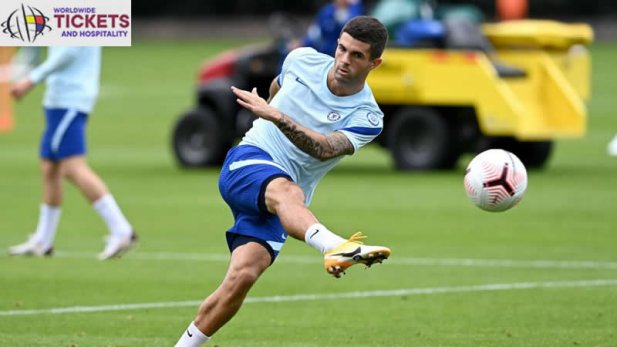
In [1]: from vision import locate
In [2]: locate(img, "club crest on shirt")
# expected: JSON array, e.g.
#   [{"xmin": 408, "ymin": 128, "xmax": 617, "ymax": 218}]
[
  {"xmin": 327, "ymin": 112, "xmax": 341, "ymax": 121},
  {"xmin": 367, "ymin": 112, "xmax": 380, "ymax": 126}
]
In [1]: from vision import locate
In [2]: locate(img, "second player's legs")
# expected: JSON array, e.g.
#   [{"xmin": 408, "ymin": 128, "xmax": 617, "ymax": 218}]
[
  {"xmin": 41, "ymin": 159, "xmax": 63, "ymax": 206},
  {"xmin": 42, "ymin": 155, "xmax": 111, "ymax": 205},
  {"xmin": 60, "ymin": 155, "xmax": 108, "ymax": 203},
  {"xmin": 61, "ymin": 155, "xmax": 134, "ymax": 259},
  {"xmin": 8, "ymin": 159, "xmax": 64, "ymax": 254}
]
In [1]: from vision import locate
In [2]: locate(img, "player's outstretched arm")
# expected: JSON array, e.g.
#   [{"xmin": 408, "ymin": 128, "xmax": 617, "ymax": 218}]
[
  {"xmin": 276, "ymin": 113, "xmax": 354, "ymax": 160},
  {"xmin": 231, "ymin": 86, "xmax": 353, "ymax": 160}
]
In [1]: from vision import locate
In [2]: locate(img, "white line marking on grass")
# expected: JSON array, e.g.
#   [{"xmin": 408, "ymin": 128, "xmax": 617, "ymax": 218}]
[
  {"xmin": 1, "ymin": 279, "xmax": 616, "ymax": 317},
  {"xmin": 392, "ymin": 258, "xmax": 617, "ymax": 270},
  {"xmin": 54, "ymin": 251, "xmax": 617, "ymax": 270}
]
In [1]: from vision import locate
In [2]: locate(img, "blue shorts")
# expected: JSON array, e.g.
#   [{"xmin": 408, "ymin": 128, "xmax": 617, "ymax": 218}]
[
  {"xmin": 219, "ymin": 145, "xmax": 292, "ymax": 262},
  {"xmin": 40, "ymin": 108, "xmax": 88, "ymax": 161}
]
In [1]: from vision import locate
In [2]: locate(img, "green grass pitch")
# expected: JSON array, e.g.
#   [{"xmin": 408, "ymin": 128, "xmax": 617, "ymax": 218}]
[{"xmin": 0, "ymin": 40, "xmax": 616, "ymax": 346}]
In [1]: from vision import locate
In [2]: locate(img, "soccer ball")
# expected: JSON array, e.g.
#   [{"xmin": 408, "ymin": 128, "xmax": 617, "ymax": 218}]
[{"xmin": 464, "ymin": 149, "xmax": 528, "ymax": 212}]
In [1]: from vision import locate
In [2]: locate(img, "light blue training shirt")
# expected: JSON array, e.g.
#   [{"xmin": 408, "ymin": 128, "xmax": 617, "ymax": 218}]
[
  {"xmin": 240, "ymin": 47, "xmax": 384, "ymax": 204},
  {"xmin": 29, "ymin": 47, "xmax": 101, "ymax": 114}
]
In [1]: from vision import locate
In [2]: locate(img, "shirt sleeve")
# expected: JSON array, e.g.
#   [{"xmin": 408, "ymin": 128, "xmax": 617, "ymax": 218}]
[
  {"xmin": 29, "ymin": 47, "xmax": 80, "ymax": 84},
  {"xmin": 338, "ymin": 109, "xmax": 384, "ymax": 151}
]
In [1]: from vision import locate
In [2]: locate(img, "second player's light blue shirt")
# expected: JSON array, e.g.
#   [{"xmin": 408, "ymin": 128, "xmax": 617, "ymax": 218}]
[
  {"xmin": 240, "ymin": 47, "xmax": 384, "ymax": 204},
  {"xmin": 29, "ymin": 47, "xmax": 101, "ymax": 114}
]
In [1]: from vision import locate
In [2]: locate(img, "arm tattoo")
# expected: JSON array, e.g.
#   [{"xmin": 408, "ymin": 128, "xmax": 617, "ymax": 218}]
[{"xmin": 276, "ymin": 113, "xmax": 354, "ymax": 160}]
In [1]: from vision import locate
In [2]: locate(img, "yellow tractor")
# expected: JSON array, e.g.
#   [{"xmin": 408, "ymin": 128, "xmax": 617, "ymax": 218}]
[
  {"xmin": 370, "ymin": 19, "xmax": 593, "ymax": 169},
  {"xmin": 171, "ymin": 13, "xmax": 592, "ymax": 171}
]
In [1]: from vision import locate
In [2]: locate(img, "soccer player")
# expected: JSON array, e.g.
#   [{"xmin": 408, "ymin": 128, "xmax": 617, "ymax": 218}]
[
  {"xmin": 174, "ymin": 16, "xmax": 390, "ymax": 346},
  {"xmin": 8, "ymin": 47, "xmax": 137, "ymax": 260}
]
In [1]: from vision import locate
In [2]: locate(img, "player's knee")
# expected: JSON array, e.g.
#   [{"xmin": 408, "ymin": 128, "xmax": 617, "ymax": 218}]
[
  {"xmin": 60, "ymin": 165, "xmax": 82, "ymax": 183},
  {"xmin": 59, "ymin": 158, "xmax": 90, "ymax": 181},
  {"xmin": 41, "ymin": 166, "xmax": 60, "ymax": 182},
  {"xmin": 60, "ymin": 166, "xmax": 75, "ymax": 181},
  {"xmin": 265, "ymin": 179, "xmax": 305, "ymax": 210},
  {"xmin": 280, "ymin": 183, "xmax": 305, "ymax": 202}
]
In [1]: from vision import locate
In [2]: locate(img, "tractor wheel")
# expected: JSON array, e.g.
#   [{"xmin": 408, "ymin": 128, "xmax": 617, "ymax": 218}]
[
  {"xmin": 387, "ymin": 107, "xmax": 461, "ymax": 170},
  {"xmin": 516, "ymin": 140, "xmax": 552, "ymax": 168},
  {"xmin": 486, "ymin": 138, "xmax": 553, "ymax": 169},
  {"xmin": 172, "ymin": 107, "xmax": 230, "ymax": 167}
]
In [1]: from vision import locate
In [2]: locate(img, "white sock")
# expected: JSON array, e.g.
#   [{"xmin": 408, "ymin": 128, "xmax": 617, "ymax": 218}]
[
  {"xmin": 93, "ymin": 194, "xmax": 132, "ymax": 238},
  {"xmin": 31, "ymin": 204, "xmax": 61, "ymax": 247},
  {"xmin": 174, "ymin": 321, "xmax": 210, "ymax": 347},
  {"xmin": 304, "ymin": 223, "xmax": 345, "ymax": 254}
]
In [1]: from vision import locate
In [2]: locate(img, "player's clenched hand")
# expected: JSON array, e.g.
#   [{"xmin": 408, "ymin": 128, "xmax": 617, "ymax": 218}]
[
  {"xmin": 231, "ymin": 86, "xmax": 281, "ymax": 123},
  {"xmin": 11, "ymin": 78, "xmax": 34, "ymax": 101}
]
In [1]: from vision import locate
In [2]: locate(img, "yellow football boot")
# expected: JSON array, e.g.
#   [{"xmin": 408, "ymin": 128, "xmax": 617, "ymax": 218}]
[{"xmin": 324, "ymin": 232, "xmax": 390, "ymax": 278}]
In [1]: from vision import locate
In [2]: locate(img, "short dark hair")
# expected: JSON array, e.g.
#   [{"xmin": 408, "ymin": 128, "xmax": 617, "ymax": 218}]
[{"xmin": 341, "ymin": 16, "xmax": 388, "ymax": 60}]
